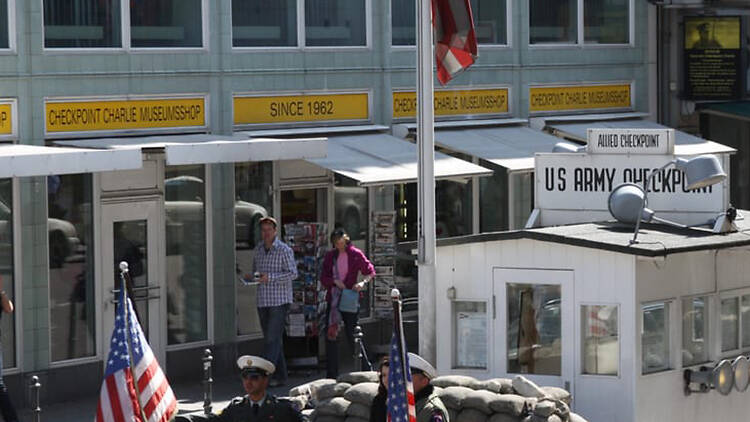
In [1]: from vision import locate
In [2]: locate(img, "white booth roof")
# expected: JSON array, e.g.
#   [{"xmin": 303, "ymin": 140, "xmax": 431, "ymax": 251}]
[
  {"xmin": 434, "ymin": 125, "xmax": 563, "ymax": 172},
  {"xmin": 306, "ymin": 132, "xmax": 492, "ymax": 186},
  {"xmin": 546, "ymin": 118, "xmax": 736, "ymax": 156},
  {"xmin": 0, "ymin": 144, "xmax": 141, "ymax": 177}
]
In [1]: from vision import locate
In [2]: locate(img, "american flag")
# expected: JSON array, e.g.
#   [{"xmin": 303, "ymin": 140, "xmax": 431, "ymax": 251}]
[
  {"xmin": 387, "ymin": 296, "xmax": 416, "ymax": 422},
  {"xmin": 96, "ymin": 280, "xmax": 177, "ymax": 422},
  {"xmin": 432, "ymin": 0, "xmax": 478, "ymax": 85}
]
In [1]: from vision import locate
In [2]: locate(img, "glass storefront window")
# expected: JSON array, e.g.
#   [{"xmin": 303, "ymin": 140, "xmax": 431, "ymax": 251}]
[
  {"xmin": 130, "ymin": 0, "xmax": 203, "ymax": 48},
  {"xmin": 43, "ymin": 0, "xmax": 122, "ymax": 48},
  {"xmin": 436, "ymin": 180, "xmax": 472, "ymax": 239},
  {"xmin": 584, "ymin": 0, "xmax": 629, "ymax": 44},
  {"xmin": 392, "ymin": 0, "xmax": 507, "ymax": 46},
  {"xmin": 682, "ymin": 296, "xmax": 708, "ymax": 367},
  {"xmin": 234, "ymin": 162, "xmax": 273, "ymax": 337},
  {"xmin": 49, "ymin": 174, "xmax": 95, "ymax": 362},
  {"xmin": 305, "ymin": 0, "xmax": 366, "ymax": 47},
  {"xmin": 507, "ymin": 283, "xmax": 561, "ymax": 375},
  {"xmin": 511, "ymin": 172, "xmax": 534, "ymax": 230},
  {"xmin": 453, "ymin": 301, "xmax": 487, "ymax": 369},
  {"xmin": 479, "ymin": 169, "xmax": 508, "ymax": 233},
  {"xmin": 0, "ymin": 179, "xmax": 14, "ymax": 368},
  {"xmin": 165, "ymin": 165, "xmax": 208, "ymax": 345},
  {"xmin": 530, "ymin": 0, "xmax": 577, "ymax": 44},
  {"xmin": 582, "ymin": 305, "xmax": 618, "ymax": 375},
  {"xmin": 642, "ymin": 301, "xmax": 669, "ymax": 374},
  {"xmin": 232, "ymin": 0, "xmax": 297, "ymax": 47},
  {"xmin": 721, "ymin": 297, "xmax": 739, "ymax": 352}
]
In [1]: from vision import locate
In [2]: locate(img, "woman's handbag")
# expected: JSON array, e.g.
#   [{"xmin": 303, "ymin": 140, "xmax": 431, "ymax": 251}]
[{"xmin": 339, "ymin": 288, "xmax": 360, "ymax": 313}]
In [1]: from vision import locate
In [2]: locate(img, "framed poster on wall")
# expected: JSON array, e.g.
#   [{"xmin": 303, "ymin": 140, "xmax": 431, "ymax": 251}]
[{"xmin": 683, "ymin": 16, "xmax": 742, "ymax": 101}]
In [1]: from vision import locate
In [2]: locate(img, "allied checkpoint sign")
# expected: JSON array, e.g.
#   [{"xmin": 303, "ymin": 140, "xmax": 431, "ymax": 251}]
[{"xmin": 533, "ymin": 128, "xmax": 729, "ymax": 227}]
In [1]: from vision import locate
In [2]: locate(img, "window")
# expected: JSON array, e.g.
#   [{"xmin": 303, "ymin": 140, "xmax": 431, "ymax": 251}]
[
  {"xmin": 582, "ymin": 305, "xmax": 618, "ymax": 375},
  {"xmin": 306, "ymin": 0, "xmax": 366, "ymax": 47},
  {"xmin": 479, "ymin": 169, "xmax": 508, "ymax": 233},
  {"xmin": 395, "ymin": 180, "xmax": 472, "ymax": 241},
  {"xmin": 642, "ymin": 301, "xmax": 670, "ymax": 374},
  {"xmin": 392, "ymin": 0, "xmax": 507, "ymax": 46},
  {"xmin": 0, "ymin": 179, "xmax": 14, "ymax": 368},
  {"xmin": 165, "ymin": 165, "xmax": 208, "ymax": 345},
  {"xmin": 0, "ymin": 0, "xmax": 9, "ymax": 49},
  {"xmin": 43, "ymin": 0, "xmax": 205, "ymax": 49},
  {"xmin": 232, "ymin": 0, "xmax": 297, "ymax": 47},
  {"xmin": 682, "ymin": 296, "xmax": 709, "ymax": 367},
  {"xmin": 43, "ymin": 0, "xmax": 122, "ymax": 48},
  {"xmin": 530, "ymin": 0, "xmax": 631, "ymax": 45},
  {"xmin": 742, "ymin": 295, "xmax": 750, "ymax": 348},
  {"xmin": 234, "ymin": 162, "xmax": 273, "ymax": 337},
  {"xmin": 453, "ymin": 301, "xmax": 487, "ymax": 369},
  {"xmin": 722, "ymin": 296, "xmax": 740, "ymax": 352},
  {"xmin": 49, "ymin": 174, "xmax": 95, "ymax": 362},
  {"xmin": 507, "ymin": 283, "xmax": 561, "ymax": 375}
]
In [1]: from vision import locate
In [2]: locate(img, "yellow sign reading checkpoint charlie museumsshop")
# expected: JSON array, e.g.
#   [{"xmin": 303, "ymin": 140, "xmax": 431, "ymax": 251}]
[
  {"xmin": 46, "ymin": 97, "xmax": 206, "ymax": 133},
  {"xmin": 233, "ymin": 93, "xmax": 369, "ymax": 125},
  {"xmin": 393, "ymin": 88, "xmax": 508, "ymax": 118},
  {"xmin": 529, "ymin": 84, "xmax": 631, "ymax": 113}
]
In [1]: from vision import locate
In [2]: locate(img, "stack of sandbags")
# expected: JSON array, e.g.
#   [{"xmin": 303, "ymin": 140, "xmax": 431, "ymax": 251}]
[{"xmin": 286, "ymin": 371, "xmax": 588, "ymax": 422}]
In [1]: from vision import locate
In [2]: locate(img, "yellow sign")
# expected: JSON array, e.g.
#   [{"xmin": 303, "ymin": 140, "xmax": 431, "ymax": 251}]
[
  {"xmin": 393, "ymin": 88, "xmax": 508, "ymax": 119},
  {"xmin": 233, "ymin": 93, "xmax": 369, "ymax": 125},
  {"xmin": 0, "ymin": 103, "xmax": 11, "ymax": 135},
  {"xmin": 529, "ymin": 84, "xmax": 631, "ymax": 113},
  {"xmin": 46, "ymin": 97, "xmax": 206, "ymax": 133}
]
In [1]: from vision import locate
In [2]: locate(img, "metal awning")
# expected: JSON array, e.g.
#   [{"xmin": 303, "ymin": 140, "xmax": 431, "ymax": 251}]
[
  {"xmin": 546, "ymin": 118, "xmax": 736, "ymax": 155},
  {"xmin": 305, "ymin": 132, "xmax": 492, "ymax": 186},
  {"xmin": 434, "ymin": 125, "xmax": 563, "ymax": 172},
  {"xmin": 0, "ymin": 144, "xmax": 141, "ymax": 177},
  {"xmin": 56, "ymin": 133, "xmax": 327, "ymax": 165}
]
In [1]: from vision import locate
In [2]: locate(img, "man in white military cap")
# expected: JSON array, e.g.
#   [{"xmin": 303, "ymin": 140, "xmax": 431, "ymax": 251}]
[
  {"xmin": 408, "ymin": 352, "xmax": 450, "ymax": 422},
  {"xmin": 177, "ymin": 355, "xmax": 302, "ymax": 422}
]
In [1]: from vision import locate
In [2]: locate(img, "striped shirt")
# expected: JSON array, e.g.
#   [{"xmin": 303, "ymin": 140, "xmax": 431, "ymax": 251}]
[{"xmin": 253, "ymin": 237, "xmax": 298, "ymax": 307}]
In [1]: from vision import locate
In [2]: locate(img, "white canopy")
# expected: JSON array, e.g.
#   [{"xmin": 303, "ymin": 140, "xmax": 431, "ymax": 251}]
[{"xmin": 0, "ymin": 144, "xmax": 141, "ymax": 177}]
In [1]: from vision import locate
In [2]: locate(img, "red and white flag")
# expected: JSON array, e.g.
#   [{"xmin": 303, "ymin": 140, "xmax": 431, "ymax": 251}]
[
  {"xmin": 96, "ymin": 281, "xmax": 177, "ymax": 422},
  {"xmin": 432, "ymin": 0, "xmax": 478, "ymax": 85}
]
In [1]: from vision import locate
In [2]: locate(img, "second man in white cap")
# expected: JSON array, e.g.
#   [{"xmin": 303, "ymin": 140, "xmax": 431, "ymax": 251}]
[{"xmin": 408, "ymin": 352, "xmax": 450, "ymax": 422}]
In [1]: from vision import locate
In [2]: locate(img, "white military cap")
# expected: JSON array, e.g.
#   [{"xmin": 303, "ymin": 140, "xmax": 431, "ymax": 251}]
[
  {"xmin": 236, "ymin": 355, "xmax": 275, "ymax": 376},
  {"xmin": 407, "ymin": 352, "xmax": 437, "ymax": 379}
]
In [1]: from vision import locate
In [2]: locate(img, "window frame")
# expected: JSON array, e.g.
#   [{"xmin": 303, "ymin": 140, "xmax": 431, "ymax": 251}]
[
  {"xmin": 390, "ymin": 0, "xmax": 512, "ymax": 50},
  {"xmin": 451, "ymin": 299, "xmax": 489, "ymax": 370},
  {"xmin": 41, "ymin": 0, "xmax": 209, "ymax": 53},
  {"xmin": 528, "ymin": 0, "xmax": 634, "ymax": 48},
  {"xmin": 718, "ymin": 288, "xmax": 750, "ymax": 358},
  {"xmin": 640, "ymin": 299, "xmax": 675, "ymax": 376},
  {"xmin": 680, "ymin": 294, "xmax": 712, "ymax": 368},
  {"xmin": 580, "ymin": 302, "xmax": 620, "ymax": 378},
  {"xmin": 231, "ymin": 0, "xmax": 372, "ymax": 52}
]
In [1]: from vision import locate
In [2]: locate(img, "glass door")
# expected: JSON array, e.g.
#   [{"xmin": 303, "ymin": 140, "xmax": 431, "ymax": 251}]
[
  {"xmin": 493, "ymin": 268, "xmax": 574, "ymax": 394},
  {"xmin": 101, "ymin": 200, "xmax": 165, "ymax": 365}
]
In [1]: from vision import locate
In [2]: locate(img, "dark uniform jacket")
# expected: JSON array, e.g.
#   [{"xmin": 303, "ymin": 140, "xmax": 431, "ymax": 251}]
[{"xmin": 179, "ymin": 395, "xmax": 303, "ymax": 422}]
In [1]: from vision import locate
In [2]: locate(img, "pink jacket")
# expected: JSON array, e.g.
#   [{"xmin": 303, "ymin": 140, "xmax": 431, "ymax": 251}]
[{"xmin": 320, "ymin": 244, "xmax": 375, "ymax": 302}]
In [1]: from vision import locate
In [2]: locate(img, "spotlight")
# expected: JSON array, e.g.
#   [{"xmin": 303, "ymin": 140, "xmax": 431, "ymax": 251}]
[
  {"xmin": 732, "ymin": 356, "xmax": 750, "ymax": 392},
  {"xmin": 684, "ymin": 359, "xmax": 735, "ymax": 396}
]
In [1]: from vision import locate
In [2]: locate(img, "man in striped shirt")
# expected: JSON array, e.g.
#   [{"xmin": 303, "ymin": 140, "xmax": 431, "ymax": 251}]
[{"xmin": 249, "ymin": 216, "xmax": 297, "ymax": 387}]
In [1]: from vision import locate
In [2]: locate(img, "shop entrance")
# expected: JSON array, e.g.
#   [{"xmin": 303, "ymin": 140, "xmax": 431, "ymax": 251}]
[
  {"xmin": 100, "ymin": 199, "xmax": 166, "ymax": 365},
  {"xmin": 493, "ymin": 268, "xmax": 574, "ymax": 394}
]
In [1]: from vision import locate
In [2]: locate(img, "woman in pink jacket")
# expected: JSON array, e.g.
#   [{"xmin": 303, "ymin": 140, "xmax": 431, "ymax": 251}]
[{"xmin": 320, "ymin": 228, "xmax": 375, "ymax": 378}]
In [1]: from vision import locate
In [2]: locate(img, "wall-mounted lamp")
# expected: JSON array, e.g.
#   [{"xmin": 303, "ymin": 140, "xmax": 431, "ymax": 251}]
[
  {"xmin": 733, "ymin": 355, "xmax": 750, "ymax": 392},
  {"xmin": 684, "ymin": 359, "xmax": 734, "ymax": 396},
  {"xmin": 608, "ymin": 155, "xmax": 727, "ymax": 244}
]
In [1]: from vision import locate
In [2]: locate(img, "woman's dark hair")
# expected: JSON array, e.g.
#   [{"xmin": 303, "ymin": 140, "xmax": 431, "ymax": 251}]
[{"xmin": 330, "ymin": 228, "xmax": 351, "ymax": 247}]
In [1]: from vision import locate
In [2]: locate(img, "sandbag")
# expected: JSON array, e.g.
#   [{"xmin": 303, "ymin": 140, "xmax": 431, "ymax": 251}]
[
  {"xmin": 316, "ymin": 397, "xmax": 351, "ymax": 416},
  {"xmin": 569, "ymin": 412, "xmax": 588, "ymax": 422},
  {"xmin": 463, "ymin": 390, "xmax": 498, "ymax": 414},
  {"xmin": 448, "ymin": 408, "xmax": 459, "ymax": 422},
  {"xmin": 291, "ymin": 378, "xmax": 337, "ymax": 399},
  {"xmin": 476, "ymin": 378, "xmax": 514, "ymax": 394},
  {"xmin": 554, "ymin": 401, "xmax": 570, "ymax": 421},
  {"xmin": 432, "ymin": 375, "xmax": 482, "ymax": 389},
  {"xmin": 318, "ymin": 383, "xmax": 352, "ymax": 401},
  {"xmin": 343, "ymin": 382, "xmax": 380, "ymax": 405},
  {"xmin": 488, "ymin": 414, "xmax": 519, "ymax": 422},
  {"xmin": 346, "ymin": 402, "xmax": 371, "ymax": 419},
  {"xmin": 548, "ymin": 416, "xmax": 563, "ymax": 422},
  {"xmin": 456, "ymin": 408, "xmax": 488, "ymax": 422},
  {"xmin": 512, "ymin": 376, "xmax": 547, "ymax": 398},
  {"xmin": 533, "ymin": 400, "xmax": 556, "ymax": 418},
  {"xmin": 488, "ymin": 394, "xmax": 528, "ymax": 416},
  {"xmin": 540, "ymin": 387, "xmax": 571, "ymax": 405},
  {"xmin": 436, "ymin": 386, "xmax": 475, "ymax": 409},
  {"xmin": 337, "ymin": 371, "xmax": 380, "ymax": 384},
  {"xmin": 282, "ymin": 395, "xmax": 308, "ymax": 412}
]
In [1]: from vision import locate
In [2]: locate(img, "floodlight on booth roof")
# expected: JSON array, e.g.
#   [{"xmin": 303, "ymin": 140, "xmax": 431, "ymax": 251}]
[
  {"xmin": 607, "ymin": 154, "xmax": 727, "ymax": 244},
  {"xmin": 732, "ymin": 355, "xmax": 750, "ymax": 392},
  {"xmin": 684, "ymin": 359, "xmax": 735, "ymax": 396},
  {"xmin": 551, "ymin": 142, "xmax": 586, "ymax": 153}
]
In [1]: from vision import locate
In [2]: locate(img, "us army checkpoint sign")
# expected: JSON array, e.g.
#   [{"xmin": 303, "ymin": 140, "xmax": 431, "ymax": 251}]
[
  {"xmin": 587, "ymin": 128, "xmax": 674, "ymax": 155},
  {"xmin": 533, "ymin": 152, "xmax": 729, "ymax": 226}
]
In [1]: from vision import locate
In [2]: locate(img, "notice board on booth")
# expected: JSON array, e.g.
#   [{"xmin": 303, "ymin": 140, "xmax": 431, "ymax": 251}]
[{"xmin": 683, "ymin": 16, "xmax": 742, "ymax": 101}]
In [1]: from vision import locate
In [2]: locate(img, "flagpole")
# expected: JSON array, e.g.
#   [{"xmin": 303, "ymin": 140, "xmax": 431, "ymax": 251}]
[
  {"xmin": 416, "ymin": 0, "xmax": 437, "ymax": 365},
  {"xmin": 119, "ymin": 261, "xmax": 148, "ymax": 422}
]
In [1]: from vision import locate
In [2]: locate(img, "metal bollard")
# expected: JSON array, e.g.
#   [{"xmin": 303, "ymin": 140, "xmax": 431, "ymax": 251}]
[
  {"xmin": 202, "ymin": 349, "xmax": 213, "ymax": 416},
  {"xmin": 29, "ymin": 375, "xmax": 41, "ymax": 422},
  {"xmin": 353, "ymin": 325, "xmax": 364, "ymax": 372}
]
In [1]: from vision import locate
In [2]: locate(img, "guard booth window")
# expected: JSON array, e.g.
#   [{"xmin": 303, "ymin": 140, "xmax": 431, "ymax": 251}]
[
  {"xmin": 0, "ymin": 179, "xmax": 14, "ymax": 368},
  {"xmin": 507, "ymin": 283, "xmax": 561, "ymax": 375},
  {"xmin": 581, "ymin": 304, "xmax": 618, "ymax": 375},
  {"xmin": 682, "ymin": 296, "xmax": 709, "ymax": 367},
  {"xmin": 642, "ymin": 301, "xmax": 670, "ymax": 374},
  {"xmin": 43, "ymin": 0, "xmax": 122, "ymax": 48}
]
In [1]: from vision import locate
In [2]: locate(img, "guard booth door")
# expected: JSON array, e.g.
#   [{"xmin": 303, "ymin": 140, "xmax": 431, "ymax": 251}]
[
  {"xmin": 493, "ymin": 268, "xmax": 574, "ymax": 397},
  {"xmin": 101, "ymin": 199, "xmax": 166, "ymax": 365}
]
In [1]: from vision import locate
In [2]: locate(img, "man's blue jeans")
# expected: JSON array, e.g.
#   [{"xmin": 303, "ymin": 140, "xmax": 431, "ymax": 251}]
[{"xmin": 258, "ymin": 304, "xmax": 289, "ymax": 383}]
